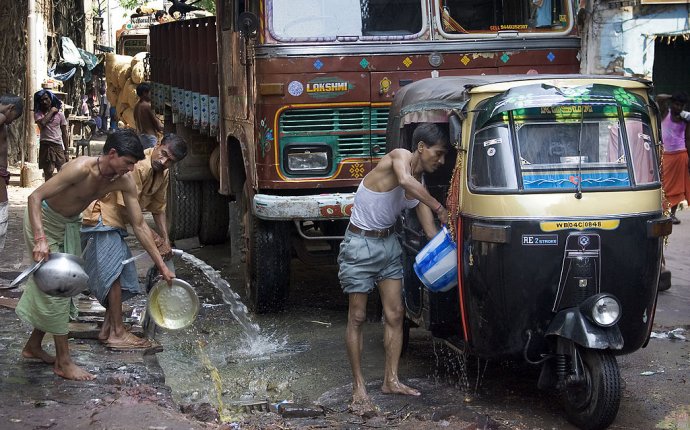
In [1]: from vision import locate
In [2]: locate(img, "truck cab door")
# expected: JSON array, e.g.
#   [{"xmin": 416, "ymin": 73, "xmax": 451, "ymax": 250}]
[{"xmin": 218, "ymin": 0, "xmax": 256, "ymax": 191}]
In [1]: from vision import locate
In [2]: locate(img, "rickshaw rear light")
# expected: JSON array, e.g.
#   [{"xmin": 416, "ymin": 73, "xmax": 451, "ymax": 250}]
[{"xmin": 580, "ymin": 294, "xmax": 621, "ymax": 327}]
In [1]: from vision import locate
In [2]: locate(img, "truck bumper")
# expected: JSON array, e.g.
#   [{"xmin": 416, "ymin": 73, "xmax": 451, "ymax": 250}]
[{"xmin": 254, "ymin": 193, "xmax": 355, "ymax": 221}]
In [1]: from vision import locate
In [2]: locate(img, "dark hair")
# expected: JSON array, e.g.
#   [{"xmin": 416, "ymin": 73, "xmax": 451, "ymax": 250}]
[
  {"xmin": 671, "ymin": 92, "xmax": 688, "ymax": 105},
  {"xmin": 136, "ymin": 83, "xmax": 151, "ymax": 97},
  {"xmin": 161, "ymin": 133, "xmax": 188, "ymax": 161},
  {"xmin": 103, "ymin": 129, "xmax": 145, "ymax": 161},
  {"xmin": 412, "ymin": 123, "xmax": 449, "ymax": 149},
  {"xmin": 0, "ymin": 94, "xmax": 24, "ymax": 118},
  {"xmin": 33, "ymin": 89, "xmax": 62, "ymax": 112},
  {"xmin": 154, "ymin": 10, "xmax": 165, "ymax": 19}
]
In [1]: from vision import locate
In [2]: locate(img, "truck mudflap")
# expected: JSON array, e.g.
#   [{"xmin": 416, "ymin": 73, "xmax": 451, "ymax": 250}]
[{"xmin": 254, "ymin": 193, "xmax": 355, "ymax": 221}]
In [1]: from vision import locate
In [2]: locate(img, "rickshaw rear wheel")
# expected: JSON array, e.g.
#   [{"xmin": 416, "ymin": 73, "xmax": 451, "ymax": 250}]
[{"xmin": 560, "ymin": 349, "xmax": 621, "ymax": 430}]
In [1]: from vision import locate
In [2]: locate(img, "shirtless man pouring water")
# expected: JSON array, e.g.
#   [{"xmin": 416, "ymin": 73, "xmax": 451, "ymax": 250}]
[
  {"xmin": 15, "ymin": 129, "xmax": 175, "ymax": 381},
  {"xmin": 338, "ymin": 123, "xmax": 449, "ymax": 413}
]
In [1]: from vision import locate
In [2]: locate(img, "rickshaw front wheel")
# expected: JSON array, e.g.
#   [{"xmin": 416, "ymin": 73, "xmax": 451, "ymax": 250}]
[{"xmin": 560, "ymin": 349, "xmax": 621, "ymax": 430}]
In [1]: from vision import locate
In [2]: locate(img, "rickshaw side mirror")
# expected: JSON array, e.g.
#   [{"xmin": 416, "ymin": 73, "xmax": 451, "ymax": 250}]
[{"xmin": 449, "ymin": 115, "xmax": 462, "ymax": 149}]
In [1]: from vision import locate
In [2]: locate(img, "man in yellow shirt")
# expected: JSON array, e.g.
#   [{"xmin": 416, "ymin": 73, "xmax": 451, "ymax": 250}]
[{"xmin": 81, "ymin": 133, "xmax": 187, "ymax": 349}]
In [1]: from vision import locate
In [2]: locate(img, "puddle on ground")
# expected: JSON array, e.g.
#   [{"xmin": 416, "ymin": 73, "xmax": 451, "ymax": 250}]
[
  {"xmin": 153, "ymin": 251, "xmax": 482, "ymax": 423},
  {"xmin": 154, "ymin": 251, "xmax": 347, "ymax": 418}
]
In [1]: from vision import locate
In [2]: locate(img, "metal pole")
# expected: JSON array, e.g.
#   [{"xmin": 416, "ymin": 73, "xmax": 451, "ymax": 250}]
[{"xmin": 24, "ymin": 0, "xmax": 39, "ymax": 164}]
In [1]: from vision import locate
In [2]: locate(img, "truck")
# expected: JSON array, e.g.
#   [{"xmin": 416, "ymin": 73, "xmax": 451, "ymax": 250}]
[
  {"xmin": 116, "ymin": 15, "xmax": 154, "ymax": 56},
  {"xmin": 149, "ymin": 0, "xmax": 582, "ymax": 313}
]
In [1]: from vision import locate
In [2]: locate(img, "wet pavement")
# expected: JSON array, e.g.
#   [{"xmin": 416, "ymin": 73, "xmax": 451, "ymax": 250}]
[{"xmin": 1, "ymin": 174, "xmax": 689, "ymax": 429}]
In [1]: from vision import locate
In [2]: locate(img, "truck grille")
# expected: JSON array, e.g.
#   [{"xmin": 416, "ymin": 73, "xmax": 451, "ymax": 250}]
[{"xmin": 279, "ymin": 107, "xmax": 389, "ymax": 159}]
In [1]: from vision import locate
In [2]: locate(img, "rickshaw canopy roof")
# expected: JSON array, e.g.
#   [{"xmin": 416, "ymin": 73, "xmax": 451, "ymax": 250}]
[{"xmin": 385, "ymin": 74, "xmax": 652, "ymax": 149}]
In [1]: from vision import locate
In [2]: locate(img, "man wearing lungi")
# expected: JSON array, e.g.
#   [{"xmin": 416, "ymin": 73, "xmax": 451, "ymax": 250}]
[
  {"xmin": 81, "ymin": 133, "xmax": 187, "ymax": 349},
  {"xmin": 15, "ymin": 129, "xmax": 175, "ymax": 381},
  {"xmin": 660, "ymin": 92, "xmax": 690, "ymax": 224},
  {"xmin": 34, "ymin": 90, "xmax": 69, "ymax": 181}
]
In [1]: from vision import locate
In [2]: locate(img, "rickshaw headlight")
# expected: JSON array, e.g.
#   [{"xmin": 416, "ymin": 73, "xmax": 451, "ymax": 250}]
[{"xmin": 582, "ymin": 294, "xmax": 621, "ymax": 327}]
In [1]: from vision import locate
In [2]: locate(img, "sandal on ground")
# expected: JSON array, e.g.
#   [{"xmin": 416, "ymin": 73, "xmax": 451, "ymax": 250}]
[
  {"xmin": 671, "ymin": 214, "xmax": 681, "ymax": 224},
  {"xmin": 105, "ymin": 332, "xmax": 152, "ymax": 350}
]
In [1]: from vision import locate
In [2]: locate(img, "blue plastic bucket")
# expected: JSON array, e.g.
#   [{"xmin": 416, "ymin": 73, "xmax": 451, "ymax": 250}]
[{"xmin": 413, "ymin": 226, "xmax": 458, "ymax": 293}]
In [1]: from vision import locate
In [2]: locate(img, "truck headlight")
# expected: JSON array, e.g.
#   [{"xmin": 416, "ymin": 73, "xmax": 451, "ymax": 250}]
[
  {"xmin": 580, "ymin": 293, "xmax": 621, "ymax": 327},
  {"xmin": 284, "ymin": 145, "xmax": 331, "ymax": 175}
]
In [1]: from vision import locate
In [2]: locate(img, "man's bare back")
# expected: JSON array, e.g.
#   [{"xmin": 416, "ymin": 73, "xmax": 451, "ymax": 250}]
[{"xmin": 134, "ymin": 100, "xmax": 159, "ymax": 136}]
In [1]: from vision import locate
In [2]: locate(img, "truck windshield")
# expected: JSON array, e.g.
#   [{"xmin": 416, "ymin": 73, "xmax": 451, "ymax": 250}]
[
  {"xmin": 269, "ymin": 0, "xmax": 424, "ymax": 41},
  {"xmin": 470, "ymin": 109, "xmax": 659, "ymax": 193},
  {"xmin": 438, "ymin": 0, "xmax": 572, "ymax": 36}
]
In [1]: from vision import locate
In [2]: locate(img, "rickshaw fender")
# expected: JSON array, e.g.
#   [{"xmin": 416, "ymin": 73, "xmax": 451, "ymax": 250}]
[{"xmin": 546, "ymin": 308, "xmax": 624, "ymax": 350}]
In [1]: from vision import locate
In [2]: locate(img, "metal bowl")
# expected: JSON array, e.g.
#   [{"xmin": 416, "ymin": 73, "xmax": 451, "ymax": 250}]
[
  {"xmin": 33, "ymin": 253, "xmax": 89, "ymax": 297},
  {"xmin": 147, "ymin": 278, "xmax": 199, "ymax": 330}
]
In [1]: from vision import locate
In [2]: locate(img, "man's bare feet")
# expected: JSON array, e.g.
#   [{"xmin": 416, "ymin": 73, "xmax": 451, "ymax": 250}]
[
  {"xmin": 105, "ymin": 331, "xmax": 151, "ymax": 348},
  {"xmin": 98, "ymin": 319, "xmax": 111, "ymax": 343},
  {"xmin": 54, "ymin": 361, "xmax": 96, "ymax": 381},
  {"xmin": 382, "ymin": 380, "xmax": 421, "ymax": 396},
  {"xmin": 349, "ymin": 393, "xmax": 379, "ymax": 418},
  {"xmin": 21, "ymin": 347, "xmax": 56, "ymax": 364}
]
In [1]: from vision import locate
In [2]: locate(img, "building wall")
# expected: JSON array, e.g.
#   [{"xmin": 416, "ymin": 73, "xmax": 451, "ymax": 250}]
[
  {"xmin": 582, "ymin": 2, "xmax": 690, "ymax": 92},
  {"xmin": 0, "ymin": 0, "xmax": 30, "ymax": 164}
]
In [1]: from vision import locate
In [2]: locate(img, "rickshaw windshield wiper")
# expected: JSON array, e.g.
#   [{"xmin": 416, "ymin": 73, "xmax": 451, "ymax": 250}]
[{"xmin": 575, "ymin": 110, "xmax": 585, "ymax": 200}]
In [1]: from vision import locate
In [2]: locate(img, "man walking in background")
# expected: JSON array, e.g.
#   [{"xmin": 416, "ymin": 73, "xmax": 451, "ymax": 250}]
[
  {"xmin": 133, "ymin": 83, "xmax": 163, "ymax": 149},
  {"xmin": 34, "ymin": 89, "xmax": 68, "ymax": 181},
  {"xmin": 0, "ymin": 94, "xmax": 24, "ymax": 254},
  {"xmin": 660, "ymin": 92, "xmax": 690, "ymax": 224}
]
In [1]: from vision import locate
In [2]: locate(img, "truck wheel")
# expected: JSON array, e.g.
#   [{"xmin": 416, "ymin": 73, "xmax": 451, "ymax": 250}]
[
  {"xmin": 240, "ymin": 182, "xmax": 291, "ymax": 313},
  {"xmin": 168, "ymin": 174, "xmax": 201, "ymax": 241},
  {"xmin": 198, "ymin": 180, "xmax": 230, "ymax": 245},
  {"xmin": 560, "ymin": 349, "xmax": 621, "ymax": 430}
]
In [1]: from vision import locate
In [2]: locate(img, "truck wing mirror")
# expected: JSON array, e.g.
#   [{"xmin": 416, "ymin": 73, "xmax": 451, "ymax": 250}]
[{"xmin": 238, "ymin": 12, "xmax": 259, "ymax": 39}]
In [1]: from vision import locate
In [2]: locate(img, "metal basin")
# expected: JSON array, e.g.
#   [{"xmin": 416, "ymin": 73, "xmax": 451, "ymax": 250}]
[
  {"xmin": 33, "ymin": 253, "xmax": 89, "ymax": 297},
  {"xmin": 147, "ymin": 278, "xmax": 199, "ymax": 330}
]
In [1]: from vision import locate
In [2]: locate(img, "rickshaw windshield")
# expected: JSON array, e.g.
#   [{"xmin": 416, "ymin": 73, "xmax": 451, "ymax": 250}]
[{"xmin": 469, "ymin": 84, "xmax": 659, "ymax": 193}]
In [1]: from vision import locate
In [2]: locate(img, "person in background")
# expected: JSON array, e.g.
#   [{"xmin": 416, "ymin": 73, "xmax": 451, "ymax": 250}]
[
  {"xmin": 659, "ymin": 92, "xmax": 690, "ymax": 224},
  {"xmin": 81, "ymin": 133, "xmax": 187, "ymax": 349},
  {"xmin": 109, "ymin": 106, "xmax": 118, "ymax": 132},
  {"xmin": 532, "ymin": 0, "xmax": 553, "ymax": 28},
  {"xmin": 0, "ymin": 94, "xmax": 24, "ymax": 255},
  {"xmin": 34, "ymin": 89, "xmax": 68, "ymax": 181},
  {"xmin": 154, "ymin": 10, "xmax": 171, "ymax": 24},
  {"xmin": 133, "ymin": 83, "xmax": 163, "ymax": 149},
  {"xmin": 339, "ymin": 123, "xmax": 449, "ymax": 415},
  {"xmin": 98, "ymin": 86, "xmax": 109, "ymax": 135},
  {"xmin": 15, "ymin": 129, "xmax": 175, "ymax": 381}
]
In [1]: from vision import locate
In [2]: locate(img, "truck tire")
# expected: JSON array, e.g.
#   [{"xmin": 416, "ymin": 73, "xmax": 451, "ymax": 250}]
[
  {"xmin": 240, "ymin": 181, "xmax": 291, "ymax": 313},
  {"xmin": 198, "ymin": 180, "xmax": 230, "ymax": 245},
  {"xmin": 167, "ymin": 174, "xmax": 201, "ymax": 241}
]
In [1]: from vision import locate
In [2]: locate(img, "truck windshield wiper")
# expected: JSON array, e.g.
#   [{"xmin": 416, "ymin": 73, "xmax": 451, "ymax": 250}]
[{"xmin": 575, "ymin": 111, "xmax": 585, "ymax": 200}]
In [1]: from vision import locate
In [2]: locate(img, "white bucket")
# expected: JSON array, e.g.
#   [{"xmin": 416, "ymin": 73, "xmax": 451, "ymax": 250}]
[{"xmin": 413, "ymin": 226, "xmax": 458, "ymax": 293}]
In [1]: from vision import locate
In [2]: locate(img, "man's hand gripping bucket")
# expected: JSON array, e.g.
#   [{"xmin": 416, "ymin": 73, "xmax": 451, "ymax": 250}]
[{"xmin": 413, "ymin": 226, "xmax": 458, "ymax": 293}]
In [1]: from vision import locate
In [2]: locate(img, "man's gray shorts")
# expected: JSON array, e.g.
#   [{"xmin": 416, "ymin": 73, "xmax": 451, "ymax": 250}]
[{"xmin": 337, "ymin": 229, "xmax": 403, "ymax": 294}]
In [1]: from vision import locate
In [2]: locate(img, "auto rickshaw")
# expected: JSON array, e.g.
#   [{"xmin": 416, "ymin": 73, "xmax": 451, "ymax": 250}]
[{"xmin": 388, "ymin": 75, "xmax": 673, "ymax": 430}]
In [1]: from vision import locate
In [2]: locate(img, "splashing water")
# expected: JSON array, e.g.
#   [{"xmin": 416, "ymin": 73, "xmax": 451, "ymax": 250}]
[
  {"xmin": 179, "ymin": 252, "xmax": 261, "ymax": 340},
  {"xmin": 177, "ymin": 251, "xmax": 289, "ymax": 358}
]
